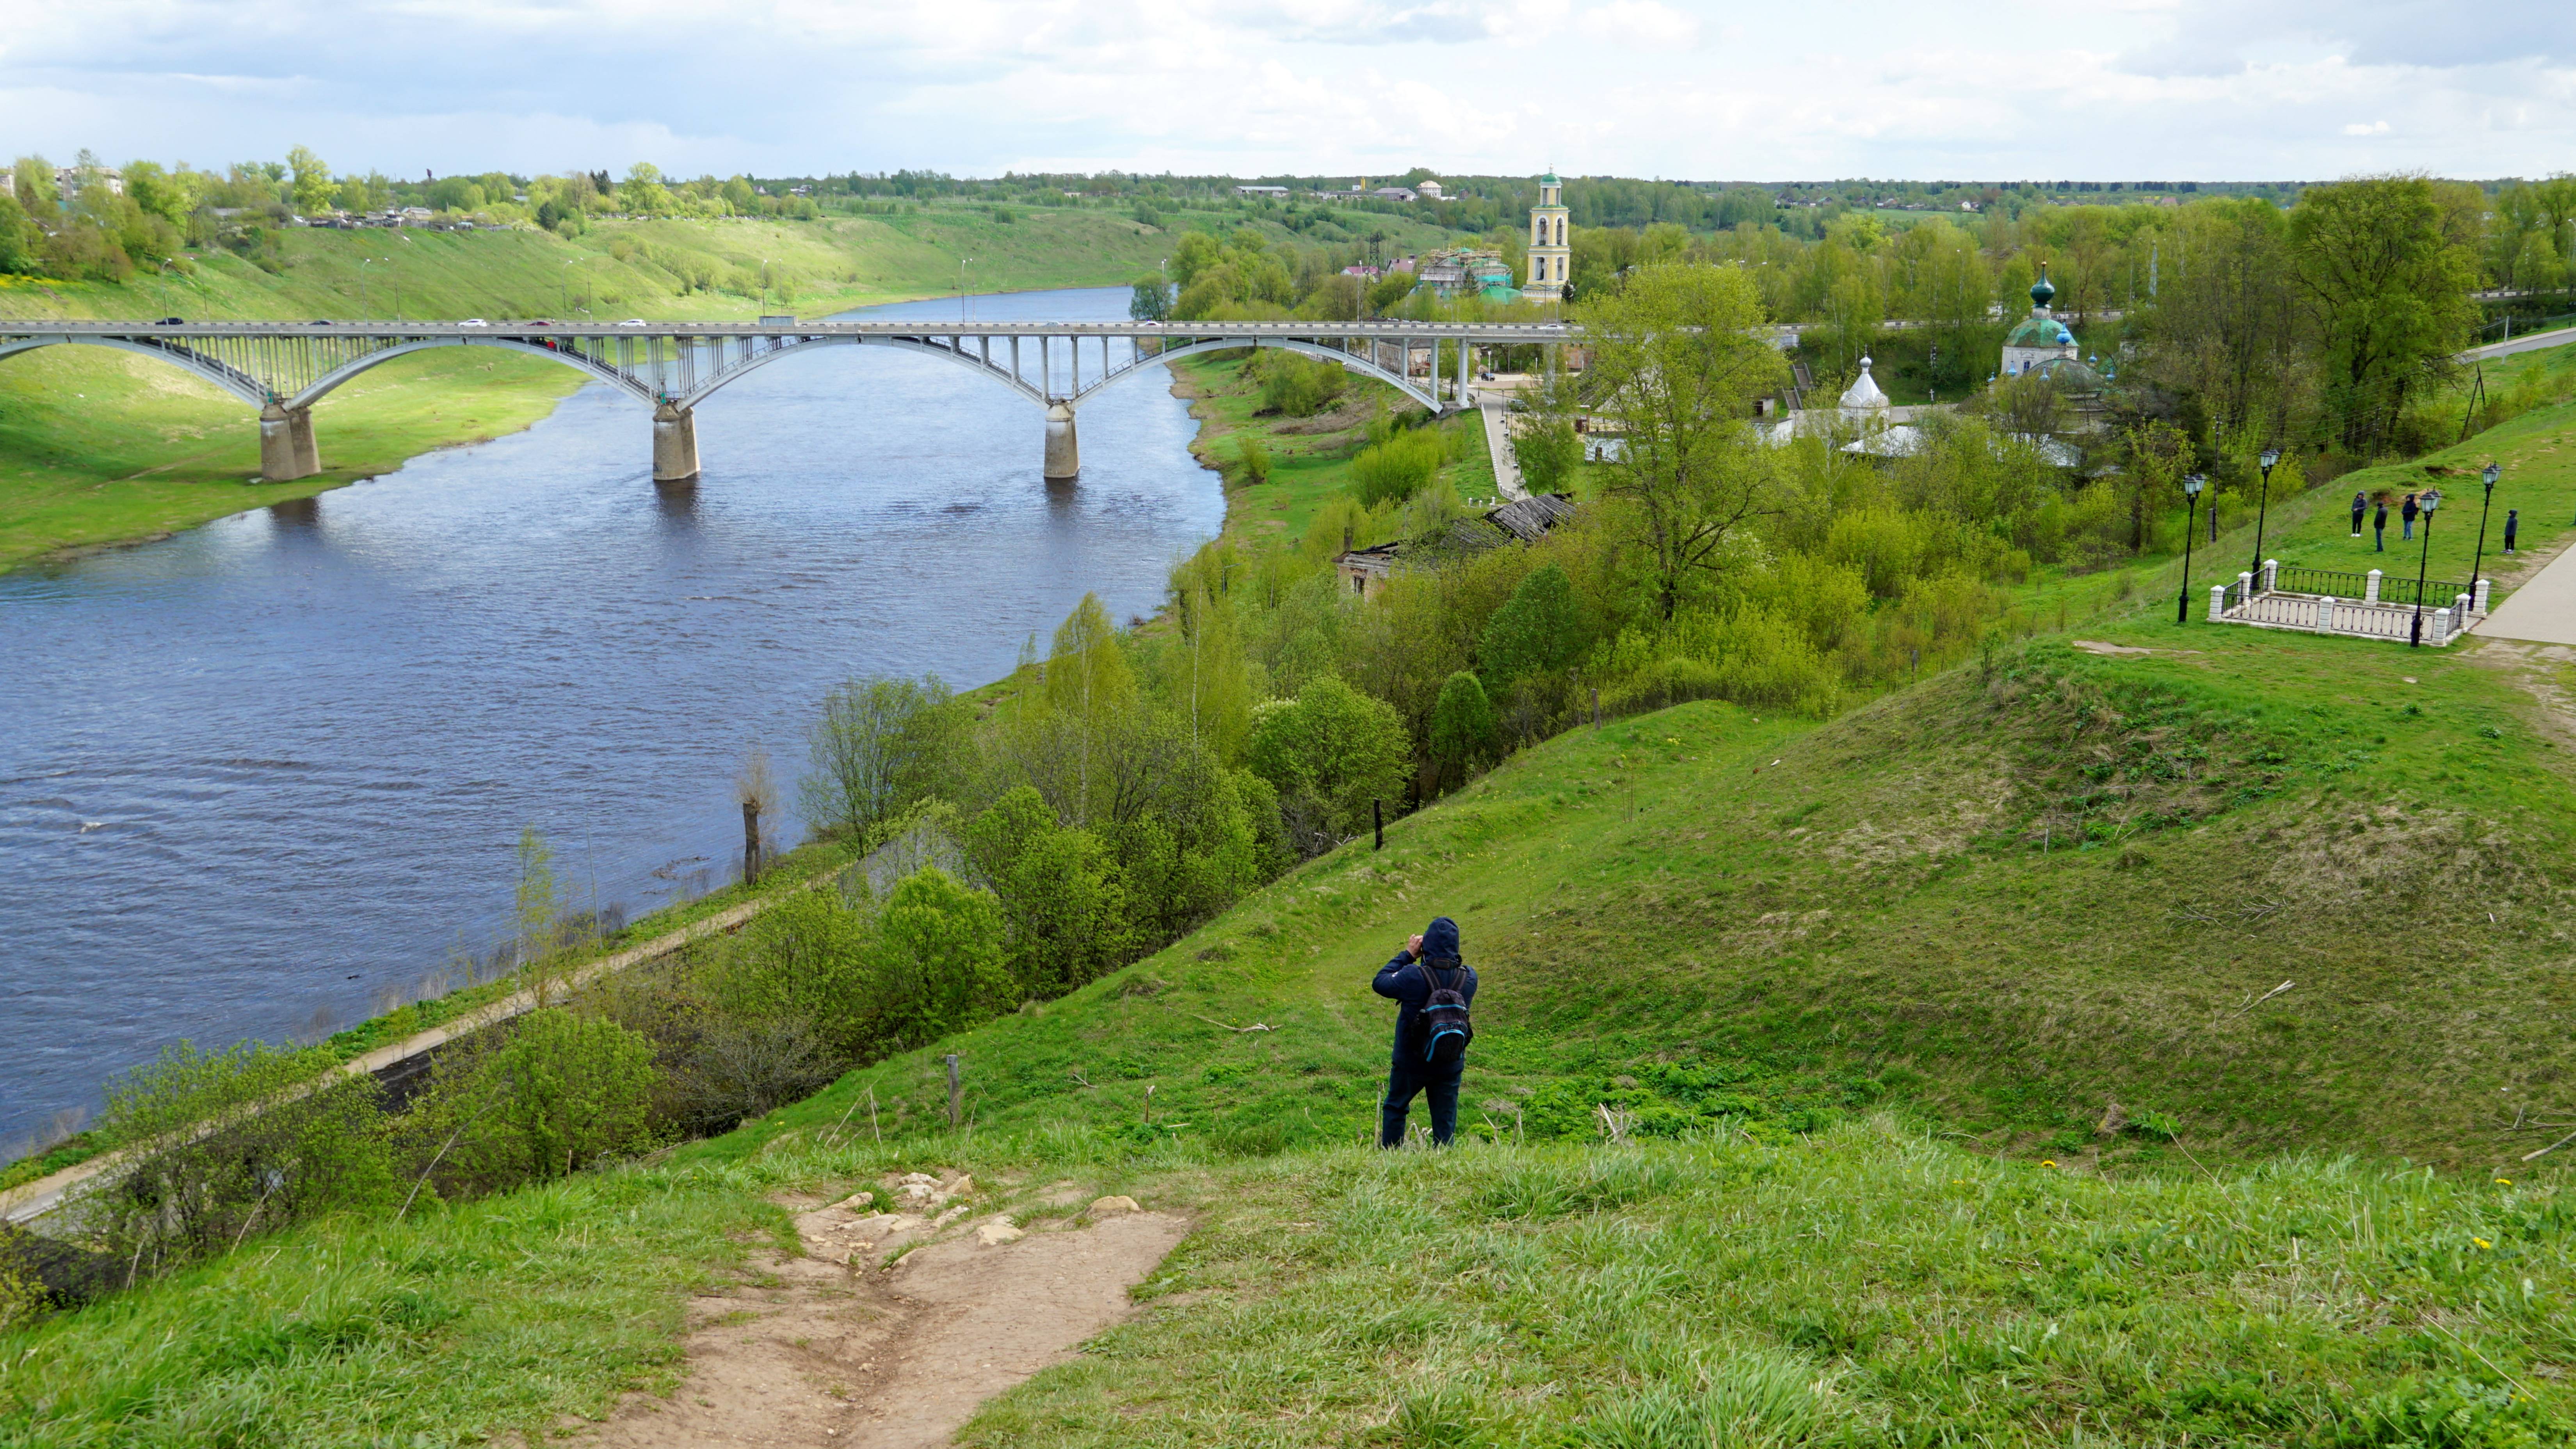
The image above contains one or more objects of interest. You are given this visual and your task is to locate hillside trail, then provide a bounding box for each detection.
[573,1172,1188,1449]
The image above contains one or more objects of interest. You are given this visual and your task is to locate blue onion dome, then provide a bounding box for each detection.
[2030,265,2056,310]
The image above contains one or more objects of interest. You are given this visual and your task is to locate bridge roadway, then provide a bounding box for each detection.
[0,318,1581,483]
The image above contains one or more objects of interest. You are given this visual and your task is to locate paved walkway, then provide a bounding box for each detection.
[1475,393,1530,501]
[2462,325,2576,364]
[2476,539,2576,645]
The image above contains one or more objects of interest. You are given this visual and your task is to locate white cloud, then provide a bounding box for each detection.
[0,0,2567,179]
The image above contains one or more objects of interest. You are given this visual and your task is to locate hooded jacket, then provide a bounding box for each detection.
[1373,915,1477,1065]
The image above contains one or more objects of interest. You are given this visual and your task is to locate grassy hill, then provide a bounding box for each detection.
[10,608,2575,1444]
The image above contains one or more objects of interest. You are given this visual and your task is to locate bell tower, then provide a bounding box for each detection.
[1525,172,1570,302]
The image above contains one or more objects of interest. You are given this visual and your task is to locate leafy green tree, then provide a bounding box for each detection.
[1129,276,1173,320]
[2288,176,2481,454]
[1367,271,1416,314]
[1427,670,1501,789]
[0,194,42,275]
[869,868,1014,1047]
[966,787,1132,996]
[1257,352,1346,416]
[621,162,672,216]
[1480,563,1582,686]
[798,674,967,843]
[10,155,57,220]
[1247,674,1410,852]
[285,146,334,215]
[1577,262,1787,617]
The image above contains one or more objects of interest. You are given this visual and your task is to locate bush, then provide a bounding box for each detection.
[1234,434,1273,484]
[1350,428,1446,507]
[1256,352,1348,416]
[441,1009,659,1187]
[89,1042,399,1270]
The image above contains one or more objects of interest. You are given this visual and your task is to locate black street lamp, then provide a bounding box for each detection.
[2470,461,2501,614]
[2178,473,2207,624]
[2249,447,2281,579]
[2409,489,2443,647]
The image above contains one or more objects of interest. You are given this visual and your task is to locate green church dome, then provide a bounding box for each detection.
[2006,315,2075,348]
[2029,265,2056,309]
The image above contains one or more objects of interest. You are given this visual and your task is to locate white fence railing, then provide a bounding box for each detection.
[2209,559,2482,646]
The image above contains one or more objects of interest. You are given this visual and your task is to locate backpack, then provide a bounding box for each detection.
[1416,955,1473,1064]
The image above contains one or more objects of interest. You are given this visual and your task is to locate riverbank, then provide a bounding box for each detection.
[0,211,1186,571]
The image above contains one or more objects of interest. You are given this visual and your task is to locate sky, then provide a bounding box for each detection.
[1,0,2568,183]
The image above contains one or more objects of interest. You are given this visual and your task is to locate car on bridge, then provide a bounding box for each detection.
[460,318,489,327]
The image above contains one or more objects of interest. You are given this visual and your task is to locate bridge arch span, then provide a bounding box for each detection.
[285,336,651,411]
[664,334,1048,411]
[1067,336,1441,412]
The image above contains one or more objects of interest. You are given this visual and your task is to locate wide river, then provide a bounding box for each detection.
[0,286,1222,1145]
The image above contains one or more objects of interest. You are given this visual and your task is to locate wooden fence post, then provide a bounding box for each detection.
[945,1054,962,1130]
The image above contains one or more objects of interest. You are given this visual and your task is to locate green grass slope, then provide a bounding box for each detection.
[13,641,2576,1444]
[718,621,2572,1174]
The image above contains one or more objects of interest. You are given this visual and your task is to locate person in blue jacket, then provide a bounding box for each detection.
[1373,916,1477,1147]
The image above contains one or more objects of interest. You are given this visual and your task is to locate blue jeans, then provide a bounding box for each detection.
[2403,518,2414,540]
[1381,1053,1462,1146]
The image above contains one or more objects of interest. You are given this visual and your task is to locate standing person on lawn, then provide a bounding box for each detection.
[1373,916,1477,1147]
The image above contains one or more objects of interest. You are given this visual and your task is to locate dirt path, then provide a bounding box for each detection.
[581,1173,1187,1449]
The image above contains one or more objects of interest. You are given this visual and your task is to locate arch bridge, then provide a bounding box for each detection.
[0,318,1576,483]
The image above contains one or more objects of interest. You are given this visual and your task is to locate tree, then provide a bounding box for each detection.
[797,674,966,842]
[1349,428,1445,507]
[2133,199,2309,445]
[966,787,1131,996]
[285,146,334,216]
[2288,176,2480,455]
[868,868,1014,1048]
[0,194,40,276]
[1480,562,1583,686]
[703,884,878,1056]
[1129,275,1173,320]
[621,162,673,216]
[1246,674,1411,853]
[1427,670,1501,789]
[1577,262,1788,617]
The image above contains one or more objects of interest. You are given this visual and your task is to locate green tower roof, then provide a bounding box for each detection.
[2029,264,2056,309]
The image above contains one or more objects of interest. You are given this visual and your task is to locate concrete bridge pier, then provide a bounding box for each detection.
[653,402,701,483]
[259,403,320,482]
[1044,402,1080,481]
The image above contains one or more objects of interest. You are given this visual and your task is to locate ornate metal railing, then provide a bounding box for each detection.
[2268,564,2473,610]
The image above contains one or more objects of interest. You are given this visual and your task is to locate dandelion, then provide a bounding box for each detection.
[2040,1159,2059,1168]
[2473,1237,2492,1249]
[2494,1178,2513,1186]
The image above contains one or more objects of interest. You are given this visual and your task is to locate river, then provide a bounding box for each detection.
[0,286,1223,1145]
